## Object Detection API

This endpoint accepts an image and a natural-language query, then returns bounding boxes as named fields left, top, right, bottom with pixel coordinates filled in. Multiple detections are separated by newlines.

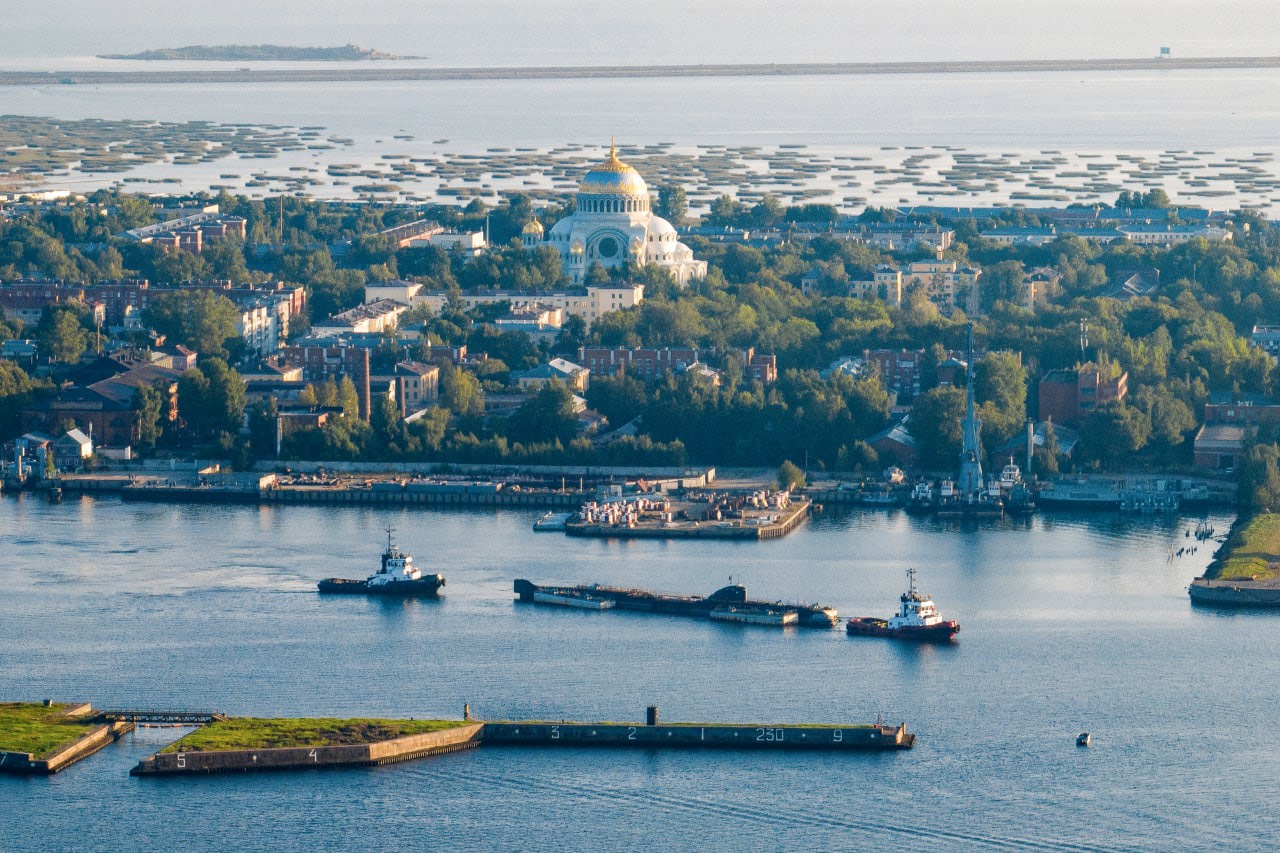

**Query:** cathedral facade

left=523, top=145, right=707, bottom=286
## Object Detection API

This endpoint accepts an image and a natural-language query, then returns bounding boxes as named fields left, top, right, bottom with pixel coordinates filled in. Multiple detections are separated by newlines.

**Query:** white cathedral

left=522, top=144, right=707, bottom=286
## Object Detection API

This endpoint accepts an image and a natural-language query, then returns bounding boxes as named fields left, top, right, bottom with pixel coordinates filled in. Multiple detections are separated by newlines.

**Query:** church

left=523, top=144, right=707, bottom=286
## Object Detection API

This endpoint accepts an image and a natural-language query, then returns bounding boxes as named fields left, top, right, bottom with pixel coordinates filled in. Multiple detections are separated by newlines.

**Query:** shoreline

left=3, top=55, right=1279, bottom=87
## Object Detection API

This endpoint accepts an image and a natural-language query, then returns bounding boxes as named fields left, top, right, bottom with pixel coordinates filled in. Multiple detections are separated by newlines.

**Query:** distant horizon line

left=1, top=54, right=1279, bottom=87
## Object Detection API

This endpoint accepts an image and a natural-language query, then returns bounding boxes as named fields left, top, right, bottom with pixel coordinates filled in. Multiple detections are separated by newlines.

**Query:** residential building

left=980, top=226, right=1058, bottom=246
left=21, top=387, right=139, bottom=447
left=743, top=351, right=778, bottom=385
left=518, top=358, right=590, bottom=393
left=401, top=283, right=644, bottom=326
left=1250, top=325, right=1280, bottom=360
left=576, top=346, right=702, bottom=381
left=279, top=344, right=372, bottom=420
left=412, top=230, right=487, bottom=255
left=0, top=339, right=38, bottom=367
left=899, top=259, right=982, bottom=315
left=1037, top=368, right=1129, bottom=426
left=849, top=265, right=904, bottom=306
left=312, top=300, right=406, bottom=336
left=1118, top=223, right=1231, bottom=247
left=120, top=211, right=247, bottom=252
left=53, top=429, right=93, bottom=470
left=864, top=349, right=923, bottom=403
left=1019, top=267, right=1062, bottom=311
left=393, top=361, right=440, bottom=414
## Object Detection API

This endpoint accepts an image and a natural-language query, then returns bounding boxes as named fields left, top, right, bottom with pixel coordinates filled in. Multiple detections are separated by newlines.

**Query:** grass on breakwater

left=1213, top=514, right=1280, bottom=581
left=0, top=703, right=97, bottom=758
left=158, top=717, right=470, bottom=752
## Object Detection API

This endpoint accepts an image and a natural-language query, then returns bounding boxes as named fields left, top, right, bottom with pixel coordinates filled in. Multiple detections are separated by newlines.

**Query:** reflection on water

left=0, top=494, right=1267, bottom=850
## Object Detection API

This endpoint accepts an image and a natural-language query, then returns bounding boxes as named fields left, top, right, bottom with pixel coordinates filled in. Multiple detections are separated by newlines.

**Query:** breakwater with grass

left=1189, top=513, right=1280, bottom=606
left=0, top=703, right=133, bottom=775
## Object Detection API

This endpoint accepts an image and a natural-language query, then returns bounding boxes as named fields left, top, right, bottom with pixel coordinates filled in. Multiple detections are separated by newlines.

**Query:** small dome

left=647, top=217, right=678, bottom=238
left=579, top=143, right=649, bottom=197
left=522, top=219, right=544, bottom=234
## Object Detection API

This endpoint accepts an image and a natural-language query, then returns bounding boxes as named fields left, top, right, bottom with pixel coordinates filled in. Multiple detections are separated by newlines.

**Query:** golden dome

left=522, top=219, right=544, bottom=234
left=578, top=142, right=649, bottom=196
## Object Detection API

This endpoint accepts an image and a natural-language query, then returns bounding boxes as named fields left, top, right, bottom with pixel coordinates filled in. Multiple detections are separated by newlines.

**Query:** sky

left=0, top=1, right=1275, bottom=67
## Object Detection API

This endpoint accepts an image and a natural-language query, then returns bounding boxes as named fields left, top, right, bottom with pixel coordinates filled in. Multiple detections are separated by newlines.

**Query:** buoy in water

left=1077, top=732, right=1092, bottom=747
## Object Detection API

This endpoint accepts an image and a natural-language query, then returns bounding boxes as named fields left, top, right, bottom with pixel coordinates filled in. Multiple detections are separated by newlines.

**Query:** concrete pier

left=482, top=720, right=913, bottom=750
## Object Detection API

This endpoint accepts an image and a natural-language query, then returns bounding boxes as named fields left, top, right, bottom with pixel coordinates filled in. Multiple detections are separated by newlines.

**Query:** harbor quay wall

left=260, top=487, right=586, bottom=508
left=255, top=460, right=714, bottom=487
left=0, top=721, right=134, bottom=775
left=481, top=722, right=911, bottom=750
left=131, top=723, right=485, bottom=776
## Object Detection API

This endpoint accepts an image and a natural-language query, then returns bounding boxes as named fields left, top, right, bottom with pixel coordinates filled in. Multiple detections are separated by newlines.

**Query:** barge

left=514, top=578, right=838, bottom=627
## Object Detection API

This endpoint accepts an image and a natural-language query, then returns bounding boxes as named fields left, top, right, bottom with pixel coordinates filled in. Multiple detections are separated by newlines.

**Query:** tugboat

left=846, top=568, right=959, bottom=642
left=317, top=528, right=445, bottom=597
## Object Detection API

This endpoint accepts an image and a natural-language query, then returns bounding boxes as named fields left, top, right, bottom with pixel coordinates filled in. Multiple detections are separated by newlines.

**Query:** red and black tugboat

left=846, top=568, right=959, bottom=642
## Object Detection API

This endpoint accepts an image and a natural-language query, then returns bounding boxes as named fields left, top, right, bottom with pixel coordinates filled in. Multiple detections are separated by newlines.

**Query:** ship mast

left=958, top=322, right=984, bottom=500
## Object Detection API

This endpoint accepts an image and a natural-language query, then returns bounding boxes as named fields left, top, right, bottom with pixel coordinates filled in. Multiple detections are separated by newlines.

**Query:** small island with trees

left=98, top=44, right=417, bottom=62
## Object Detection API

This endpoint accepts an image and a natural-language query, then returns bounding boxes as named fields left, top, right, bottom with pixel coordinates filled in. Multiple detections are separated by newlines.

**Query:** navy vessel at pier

left=514, top=578, right=838, bottom=627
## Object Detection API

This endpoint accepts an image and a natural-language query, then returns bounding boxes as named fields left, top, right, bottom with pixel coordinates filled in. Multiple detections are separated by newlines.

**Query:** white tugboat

left=318, top=528, right=445, bottom=597
left=846, top=568, right=960, bottom=642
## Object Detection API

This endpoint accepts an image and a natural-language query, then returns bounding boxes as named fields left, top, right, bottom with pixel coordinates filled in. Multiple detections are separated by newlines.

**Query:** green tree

left=505, top=380, right=578, bottom=447
left=133, top=384, right=165, bottom=448
left=440, top=363, right=483, bottom=417
left=586, top=373, right=647, bottom=427
left=1035, top=418, right=1061, bottom=475
left=907, top=386, right=967, bottom=470
left=36, top=306, right=88, bottom=364
left=656, top=185, right=688, bottom=227
left=337, top=376, right=360, bottom=419
left=975, top=351, right=1027, bottom=445
left=370, top=392, right=407, bottom=454
left=0, top=360, right=47, bottom=436
left=143, top=290, right=242, bottom=358
left=778, top=459, right=806, bottom=490
left=1078, top=403, right=1151, bottom=469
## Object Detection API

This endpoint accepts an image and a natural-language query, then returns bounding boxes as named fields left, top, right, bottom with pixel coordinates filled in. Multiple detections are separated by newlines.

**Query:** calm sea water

left=1, top=493, right=1272, bottom=851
